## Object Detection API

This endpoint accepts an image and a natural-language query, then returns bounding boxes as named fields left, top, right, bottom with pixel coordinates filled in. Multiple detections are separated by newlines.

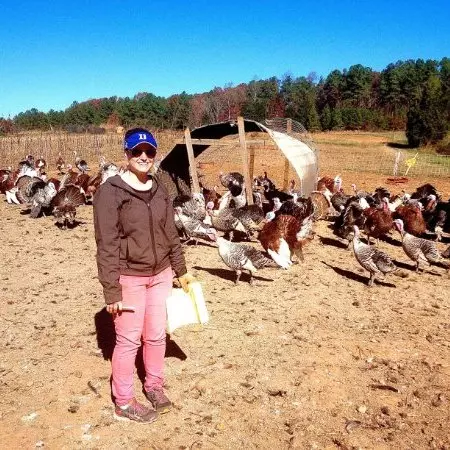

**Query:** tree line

left=1, top=57, right=448, bottom=148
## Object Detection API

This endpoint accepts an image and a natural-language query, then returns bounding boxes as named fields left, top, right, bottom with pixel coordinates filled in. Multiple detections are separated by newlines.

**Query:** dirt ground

left=1, top=170, right=450, bottom=449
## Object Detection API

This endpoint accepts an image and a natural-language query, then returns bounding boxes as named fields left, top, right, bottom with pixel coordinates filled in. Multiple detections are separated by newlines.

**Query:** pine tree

left=320, top=105, right=332, bottom=130
left=331, top=108, right=343, bottom=130
left=406, top=79, right=447, bottom=147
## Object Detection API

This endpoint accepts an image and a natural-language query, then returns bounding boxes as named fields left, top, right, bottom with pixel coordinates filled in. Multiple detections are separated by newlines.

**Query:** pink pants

left=112, top=267, right=173, bottom=406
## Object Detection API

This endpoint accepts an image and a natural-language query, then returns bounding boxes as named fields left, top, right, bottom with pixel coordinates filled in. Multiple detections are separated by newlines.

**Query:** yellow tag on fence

left=166, top=282, right=209, bottom=334
left=405, top=154, right=418, bottom=167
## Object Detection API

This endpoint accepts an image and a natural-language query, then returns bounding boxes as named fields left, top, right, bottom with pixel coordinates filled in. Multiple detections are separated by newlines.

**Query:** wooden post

left=184, top=127, right=200, bottom=194
left=249, top=146, right=255, bottom=182
left=282, top=119, right=292, bottom=191
left=237, top=116, right=253, bottom=205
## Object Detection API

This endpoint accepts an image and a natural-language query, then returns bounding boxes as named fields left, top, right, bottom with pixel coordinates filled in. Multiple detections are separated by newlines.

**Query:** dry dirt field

left=0, top=132, right=449, bottom=449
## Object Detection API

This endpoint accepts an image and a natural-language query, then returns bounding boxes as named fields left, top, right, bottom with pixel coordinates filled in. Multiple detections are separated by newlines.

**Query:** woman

left=94, top=127, right=196, bottom=423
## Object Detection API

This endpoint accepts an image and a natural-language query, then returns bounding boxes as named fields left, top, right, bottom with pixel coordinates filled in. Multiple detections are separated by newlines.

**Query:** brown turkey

left=258, top=213, right=315, bottom=268
left=393, top=204, right=426, bottom=236
left=51, top=185, right=86, bottom=229
left=363, top=198, right=394, bottom=244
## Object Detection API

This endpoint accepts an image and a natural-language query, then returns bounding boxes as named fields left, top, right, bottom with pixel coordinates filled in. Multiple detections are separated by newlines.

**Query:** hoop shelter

left=157, top=118, right=318, bottom=201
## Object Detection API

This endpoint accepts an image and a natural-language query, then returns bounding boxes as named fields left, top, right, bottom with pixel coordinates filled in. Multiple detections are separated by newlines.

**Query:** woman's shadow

left=94, top=308, right=187, bottom=384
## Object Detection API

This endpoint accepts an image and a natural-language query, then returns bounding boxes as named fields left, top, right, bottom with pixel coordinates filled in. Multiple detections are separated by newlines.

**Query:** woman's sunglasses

left=128, top=147, right=157, bottom=158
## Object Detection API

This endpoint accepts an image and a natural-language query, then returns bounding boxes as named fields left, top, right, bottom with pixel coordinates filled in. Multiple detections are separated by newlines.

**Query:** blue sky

left=0, top=0, right=448, bottom=118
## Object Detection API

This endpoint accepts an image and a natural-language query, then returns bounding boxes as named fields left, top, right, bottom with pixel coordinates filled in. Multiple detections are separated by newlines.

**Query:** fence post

left=249, top=146, right=255, bottom=183
left=184, top=127, right=200, bottom=194
left=237, top=116, right=254, bottom=205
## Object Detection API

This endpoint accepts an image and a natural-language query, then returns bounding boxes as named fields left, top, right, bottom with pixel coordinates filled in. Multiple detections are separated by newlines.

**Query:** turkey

left=331, top=190, right=351, bottom=213
left=219, top=171, right=247, bottom=208
left=46, top=177, right=61, bottom=192
left=15, top=175, right=57, bottom=218
left=258, top=213, right=315, bottom=268
left=317, top=175, right=342, bottom=194
left=442, top=245, right=450, bottom=259
left=372, top=187, right=391, bottom=206
left=101, top=163, right=120, bottom=184
left=410, top=183, right=440, bottom=201
left=75, top=173, right=91, bottom=196
left=56, top=152, right=65, bottom=174
left=73, top=151, right=90, bottom=173
left=350, top=184, right=376, bottom=207
left=18, top=154, right=35, bottom=170
left=173, top=193, right=206, bottom=221
left=309, top=191, right=333, bottom=220
left=81, top=162, right=119, bottom=201
left=0, top=168, right=11, bottom=191
left=217, top=187, right=247, bottom=209
left=393, top=204, right=426, bottom=236
left=231, top=204, right=266, bottom=237
left=253, top=171, right=276, bottom=192
left=275, top=196, right=314, bottom=223
left=205, top=204, right=249, bottom=241
left=422, top=194, right=449, bottom=241
left=201, top=183, right=222, bottom=210
left=59, top=165, right=80, bottom=189
left=333, top=198, right=367, bottom=246
left=219, top=171, right=244, bottom=195
left=0, top=168, right=20, bottom=204
left=394, top=219, right=449, bottom=273
left=51, top=185, right=86, bottom=229
left=217, top=237, right=278, bottom=284
left=352, top=225, right=397, bottom=287
left=2, top=164, right=39, bottom=204
left=363, top=198, right=394, bottom=244
left=174, top=206, right=217, bottom=245
left=254, top=171, right=293, bottom=206
left=15, top=174, right=45, bottom=204
left=35, top=156, right=46, bottom=175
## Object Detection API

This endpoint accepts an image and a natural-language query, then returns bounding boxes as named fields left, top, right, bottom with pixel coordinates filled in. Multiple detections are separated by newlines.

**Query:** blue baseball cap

left=124, top=128, right=158, bottom=151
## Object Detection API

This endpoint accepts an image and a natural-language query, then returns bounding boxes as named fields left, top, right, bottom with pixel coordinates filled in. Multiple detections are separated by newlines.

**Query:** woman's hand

left=178, top=273, right=197, bottom=293
left=106, top=301, right=123, bottom=315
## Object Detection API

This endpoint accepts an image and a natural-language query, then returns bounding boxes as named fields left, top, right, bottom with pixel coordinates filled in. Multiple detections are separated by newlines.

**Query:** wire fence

left=319, top=145, right=450, bottom=179
left=0, top=130, right=181, bottom=170
left=1, top=130, right=449, bottom=182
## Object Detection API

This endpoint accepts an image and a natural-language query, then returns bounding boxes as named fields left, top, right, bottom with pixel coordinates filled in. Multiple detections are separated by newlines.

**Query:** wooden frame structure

left=181, top=116, right=282, bottom=206
left=159, top=116, right=317, bottom=203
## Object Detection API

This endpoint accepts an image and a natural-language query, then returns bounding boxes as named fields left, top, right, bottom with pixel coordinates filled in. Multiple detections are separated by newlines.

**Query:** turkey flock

left=174, top=171, right=450, bottom=286
left=1, top=153, right=449, bottom=286
left=0, top=153, right=120, bottom=229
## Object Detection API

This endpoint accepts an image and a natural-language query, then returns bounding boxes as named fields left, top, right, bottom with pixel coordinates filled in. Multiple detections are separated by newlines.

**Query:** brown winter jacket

left=93, top=175, right=186, bottom=304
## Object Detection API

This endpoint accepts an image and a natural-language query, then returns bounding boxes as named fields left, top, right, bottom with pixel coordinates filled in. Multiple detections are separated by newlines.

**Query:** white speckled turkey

left=352, top=225, right=397, bottom=287
left=217, top=237, right=278, bottom=284
left=174, top=206, right=217, bottom=245
left=394, top=219, right=449, bottom=273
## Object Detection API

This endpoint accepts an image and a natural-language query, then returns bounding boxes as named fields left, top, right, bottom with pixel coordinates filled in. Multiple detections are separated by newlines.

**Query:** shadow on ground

left=193, top=265, right=274, bottom=284
left=386, top=142, right=411, bottom=149
left=321, top=261, right=396, bottom=287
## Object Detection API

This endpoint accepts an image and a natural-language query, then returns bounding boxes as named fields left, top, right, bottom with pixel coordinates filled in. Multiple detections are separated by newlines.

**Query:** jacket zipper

left=147, top=202, right=157, bottom=270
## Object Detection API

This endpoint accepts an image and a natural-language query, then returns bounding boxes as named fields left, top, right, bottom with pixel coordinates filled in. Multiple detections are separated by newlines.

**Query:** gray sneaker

left=145, top=388, right=172, bottom=414
left=114, top=398, right=158, bottom=423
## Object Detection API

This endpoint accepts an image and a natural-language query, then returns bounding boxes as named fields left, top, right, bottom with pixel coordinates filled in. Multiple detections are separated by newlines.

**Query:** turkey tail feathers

left=52, top=185, right=86, bottom=209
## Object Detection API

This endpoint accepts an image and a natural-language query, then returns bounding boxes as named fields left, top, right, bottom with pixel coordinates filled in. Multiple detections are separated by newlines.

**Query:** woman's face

left=125, top=143, right=156, bottom=175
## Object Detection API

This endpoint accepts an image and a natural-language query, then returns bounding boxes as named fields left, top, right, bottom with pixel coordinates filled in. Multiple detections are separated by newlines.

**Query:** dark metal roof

left=158, top=120, right=266, bottom=199
left=190, top=119, right=264, bottom=139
